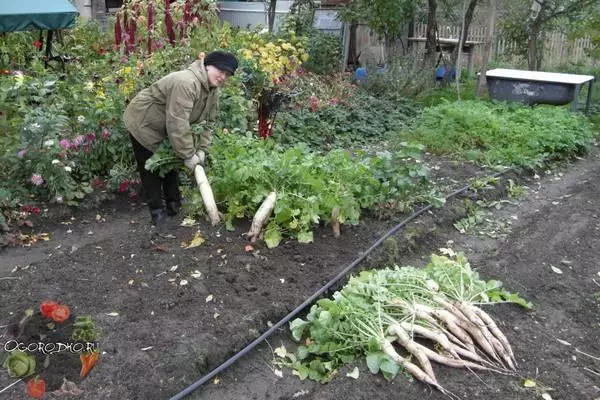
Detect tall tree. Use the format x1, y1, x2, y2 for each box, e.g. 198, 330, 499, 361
476, 0, 497, 97
424, 0, 439, 67
450, 0, 478, 69
500, 0, 597, 70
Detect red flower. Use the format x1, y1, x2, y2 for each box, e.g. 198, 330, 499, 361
33, 40, 43, 50
26, 377, 46, 399
50, 304, 71, 323
40, 300, 59, 318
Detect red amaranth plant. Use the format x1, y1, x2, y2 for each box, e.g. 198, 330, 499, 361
147, 1, 154, 54
114, 14, 122, 47
165, 0, 176, 45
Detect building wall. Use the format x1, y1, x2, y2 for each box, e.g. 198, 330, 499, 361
72, 0, 110, 25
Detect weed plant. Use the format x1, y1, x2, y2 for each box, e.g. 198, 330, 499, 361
395, 100, 596, 168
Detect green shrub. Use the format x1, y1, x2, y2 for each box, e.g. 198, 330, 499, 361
303, 30, 342, 75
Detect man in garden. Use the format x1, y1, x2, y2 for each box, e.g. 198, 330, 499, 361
124, 50, 238, 226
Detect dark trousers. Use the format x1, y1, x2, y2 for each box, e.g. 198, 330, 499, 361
129, 134, 180, 212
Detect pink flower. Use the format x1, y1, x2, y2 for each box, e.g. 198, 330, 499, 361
86, 132, 96, 142
59, 139, 70, 149
31, 174, 44, 186
17, 149, 27, 158
69, 142, 79, 150
101, 129, 111, 140
329, 98, 339, 106
74, 135, 85, 146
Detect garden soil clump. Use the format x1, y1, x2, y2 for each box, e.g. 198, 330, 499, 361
1, 151, 600, 399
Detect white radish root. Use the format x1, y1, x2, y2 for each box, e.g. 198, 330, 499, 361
194, 165, 220, 226
331, 207, 341, 238
379, 339, 446, 393
436, 308, 502, 364
471, 305, 517, 367
453, 301, 513, 369
414, 304, 477, 352
399, 321, 459, 359
247, 191, 277, 243
388, 323, 436, 381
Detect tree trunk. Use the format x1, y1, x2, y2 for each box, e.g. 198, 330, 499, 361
476, 0, 497, 97
348, 23, 358, 68
423, 0, 438, 68
528, 25, 539, 70
450, 0, 478, 69
267, 0, 276, 33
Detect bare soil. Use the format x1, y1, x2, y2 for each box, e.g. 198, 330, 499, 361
1, 149, 599, 400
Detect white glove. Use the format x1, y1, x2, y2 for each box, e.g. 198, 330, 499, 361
184, 154, 201, 171
196, 150, 206, 166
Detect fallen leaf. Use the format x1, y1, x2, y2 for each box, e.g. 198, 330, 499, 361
180, 280, 188, 286
128, 279, 134, 285
212, 377, 220, 385
153, 244, 169, 252
191, 271, 202, 279
244, 244, 254, 253
206, 295, 214, 303
106, 312, 119, 316
141, 346, 153, 351
170, 265, 179, 272
438, 247, 456, 257
213, 312, 220, 319
523, 379, 537, 388
183, 232, 205, 249
273, 369, 283, 378
274, 345, 287, 358
346, 367, 360, 379
541, 393, 552, 400
550, 265, 563, 274
556, 339, 571, 346
52, 378, 83, 396
180, 217, 197, 227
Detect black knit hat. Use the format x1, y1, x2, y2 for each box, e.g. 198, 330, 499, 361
204, 51, 238, 75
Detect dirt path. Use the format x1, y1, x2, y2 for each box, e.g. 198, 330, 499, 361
1, 149, 599, 400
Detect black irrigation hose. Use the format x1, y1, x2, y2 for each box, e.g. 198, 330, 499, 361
168, 168, 513, 400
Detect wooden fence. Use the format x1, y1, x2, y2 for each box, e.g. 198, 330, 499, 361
413, 23, 595, 67
355, 22, 595, 69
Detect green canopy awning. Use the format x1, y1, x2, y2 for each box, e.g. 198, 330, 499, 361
0, 0, 79, 33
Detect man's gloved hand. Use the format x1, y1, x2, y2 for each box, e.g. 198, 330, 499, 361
196, 150, 206, 167
184, 154, 201, 171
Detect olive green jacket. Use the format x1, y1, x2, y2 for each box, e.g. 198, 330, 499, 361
123, 60, 219, 160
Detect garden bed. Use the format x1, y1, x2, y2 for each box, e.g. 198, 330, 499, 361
0, 153, 494, 399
